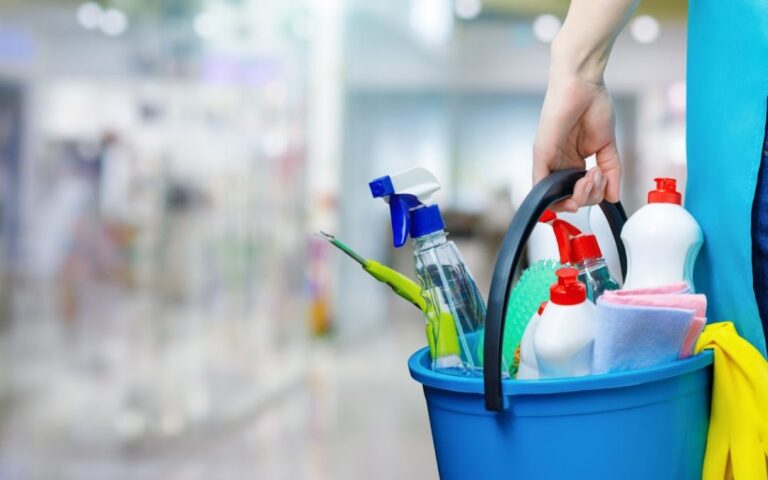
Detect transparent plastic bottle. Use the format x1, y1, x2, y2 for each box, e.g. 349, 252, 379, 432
413, 231, 486, 374
370, 167, 487, 375
570, 234, 620, 302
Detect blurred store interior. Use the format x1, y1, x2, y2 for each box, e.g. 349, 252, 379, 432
0, 0, 688, 478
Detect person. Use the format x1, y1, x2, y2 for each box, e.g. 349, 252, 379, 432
532, 0, 768, 356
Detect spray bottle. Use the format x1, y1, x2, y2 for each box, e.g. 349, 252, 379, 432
370, 167, 487, 374
570, 234, 621, 301
541, 209, 620, 301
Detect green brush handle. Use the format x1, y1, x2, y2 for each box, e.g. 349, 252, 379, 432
322, 233, 460, 360
363, 260, 426, 310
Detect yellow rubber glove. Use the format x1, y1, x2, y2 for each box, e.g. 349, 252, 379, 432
694, 322, 768, 480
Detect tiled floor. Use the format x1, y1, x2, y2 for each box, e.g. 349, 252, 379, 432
0, 282, 439, 480
249, 324, 438, 480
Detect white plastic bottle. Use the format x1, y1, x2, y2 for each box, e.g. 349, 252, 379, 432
516, 302, 546, 380
621, 178, 703, 291
534, 268, 596, 379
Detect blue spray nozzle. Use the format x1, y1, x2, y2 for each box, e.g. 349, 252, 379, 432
369, 176, 395, 198
369, 168, 446, 248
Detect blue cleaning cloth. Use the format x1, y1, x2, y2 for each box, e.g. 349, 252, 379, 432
593, 300, 696, 375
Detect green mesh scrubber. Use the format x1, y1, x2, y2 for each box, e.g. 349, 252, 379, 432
474, 258, 560, 372
502, 259, 560, 373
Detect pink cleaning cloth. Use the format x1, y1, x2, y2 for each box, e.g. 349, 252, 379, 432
602, 286, 707, 358
680, 317, 707, 357
607, 282, 690, 296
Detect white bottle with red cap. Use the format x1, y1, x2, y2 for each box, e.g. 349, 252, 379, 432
534, 268, 597, 379
516, 302, 547, 380
621, 178, 703, 291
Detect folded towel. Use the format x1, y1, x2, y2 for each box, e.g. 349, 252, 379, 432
593, 300, 695, 374
601, 289, 707, 358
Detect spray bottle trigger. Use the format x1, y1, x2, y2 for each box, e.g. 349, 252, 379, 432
552, 219, 582, 265
390, 195, 411, 248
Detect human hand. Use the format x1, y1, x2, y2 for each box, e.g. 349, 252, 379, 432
532, 74, 622, 212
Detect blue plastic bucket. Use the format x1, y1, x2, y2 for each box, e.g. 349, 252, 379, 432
410, 348, 713, 480
408, 171, 714, 479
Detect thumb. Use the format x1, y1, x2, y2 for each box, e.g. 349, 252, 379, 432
595, 142, 621, 203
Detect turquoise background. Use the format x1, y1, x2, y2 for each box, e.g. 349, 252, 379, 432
687, 0, 768, 355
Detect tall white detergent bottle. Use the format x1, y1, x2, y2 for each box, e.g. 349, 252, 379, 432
534, 268, 596, 379
621, 178, 703, 290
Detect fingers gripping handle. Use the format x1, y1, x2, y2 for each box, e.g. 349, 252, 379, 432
482, 169, 628, 411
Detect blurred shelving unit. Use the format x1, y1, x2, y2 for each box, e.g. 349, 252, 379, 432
0, 1, 313, 475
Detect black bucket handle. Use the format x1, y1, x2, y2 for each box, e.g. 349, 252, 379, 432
483, 169, 628, 411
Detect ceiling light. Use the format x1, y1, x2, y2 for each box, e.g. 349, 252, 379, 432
76, 2, 103, 30
630, 15, 659, 44
100, 8, 128, 36
410, 0, 453, 45
532, 14, 561, 44
454, 0, 482, 20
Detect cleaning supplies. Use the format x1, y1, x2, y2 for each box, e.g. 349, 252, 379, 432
319, 231, 461, 366
370, 167, 486, 374
570, 234, 621, 301
621, 178, 704, 290
534, 268, 597, 379
694, 322, 768, 480
516, 302, 547, 380
502, 211, 581, 375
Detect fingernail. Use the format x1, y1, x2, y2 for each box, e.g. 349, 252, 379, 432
593, 170, 603, 186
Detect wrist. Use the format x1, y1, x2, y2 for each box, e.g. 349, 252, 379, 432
550, 34, 609, 85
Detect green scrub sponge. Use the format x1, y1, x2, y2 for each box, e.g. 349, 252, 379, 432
503, 259, 560, 373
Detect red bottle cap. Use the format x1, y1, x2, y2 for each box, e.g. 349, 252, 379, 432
539, 209, 557, 223
550, 268, 586, 306
570, 234, 603, 264
648, 178, 682, 205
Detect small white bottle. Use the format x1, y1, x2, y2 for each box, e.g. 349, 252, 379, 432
534, 268, 596, 379
516, 302, 546, 380
621, 178, 703, 291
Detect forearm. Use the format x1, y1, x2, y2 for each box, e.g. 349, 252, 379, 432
551, 0, 639, 84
